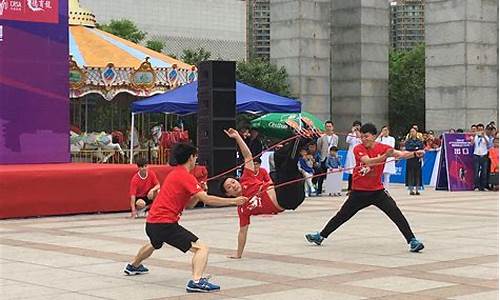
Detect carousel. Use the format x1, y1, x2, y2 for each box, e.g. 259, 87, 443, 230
68, 0, 195, 163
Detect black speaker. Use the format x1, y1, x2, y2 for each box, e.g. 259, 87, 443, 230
197, 61, 237, 196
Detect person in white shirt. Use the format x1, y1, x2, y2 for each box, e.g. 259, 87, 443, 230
316, 121, 339, 196
376, 125, 396, 189
472, 123, 490, 191
344, 121, 362, 192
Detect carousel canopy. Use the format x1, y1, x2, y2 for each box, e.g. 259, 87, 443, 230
68, 0, 196, 101
69, 26, 191, 69
131, 81, 302, 115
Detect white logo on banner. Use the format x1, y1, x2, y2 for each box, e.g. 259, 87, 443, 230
0, 0, 7, 16
27, 0, 44, 11
0, 25, 3, 42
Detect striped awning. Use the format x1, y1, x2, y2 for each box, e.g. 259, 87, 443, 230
68, 25, 196, 100
69, 25, 191, 69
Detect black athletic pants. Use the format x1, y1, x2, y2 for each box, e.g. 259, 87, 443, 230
320, 190, 416, 243
273, 137, 310, 210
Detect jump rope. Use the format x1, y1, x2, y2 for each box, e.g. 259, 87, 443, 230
203, 124, 424, 197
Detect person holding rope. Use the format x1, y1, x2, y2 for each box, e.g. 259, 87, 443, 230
305, 123, 425, 253
124, 143, 248, 293
220, 122, 319, 259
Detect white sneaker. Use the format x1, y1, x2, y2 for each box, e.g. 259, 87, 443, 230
137, 207, 147, 218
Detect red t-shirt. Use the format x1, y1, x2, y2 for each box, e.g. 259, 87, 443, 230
156, 165, 208, 185
255, 167, 271, 183
352, 142, 392, 191
238, 168, 282, 227
192, 165, 208, 184
147, 166, 203, 223
129, 171, 159, 197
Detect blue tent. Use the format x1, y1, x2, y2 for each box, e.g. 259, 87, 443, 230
131, 81, 301, 114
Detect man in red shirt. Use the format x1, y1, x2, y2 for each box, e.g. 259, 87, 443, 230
123, 143, 248, 293
129, 157, 161, 218
305, 123, 425, 252
221, 128, 311, 259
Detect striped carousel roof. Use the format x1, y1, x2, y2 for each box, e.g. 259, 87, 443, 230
69, 25, 192, 69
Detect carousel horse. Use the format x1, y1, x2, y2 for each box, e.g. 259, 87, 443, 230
70, 130, 125, 163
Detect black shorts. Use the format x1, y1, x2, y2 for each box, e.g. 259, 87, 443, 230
145, 222, 198, 253
276, 183, 305, 210
135, 196, 153, 206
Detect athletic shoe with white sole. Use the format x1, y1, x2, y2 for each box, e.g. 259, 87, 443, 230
124, 263, 149, 275
409, 238, 424, 252
305, 232, 324, 246
186, 277, 220, 293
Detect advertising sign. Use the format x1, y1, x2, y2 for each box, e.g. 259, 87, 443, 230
0, 0, 59, 24
436, 133, 475, 191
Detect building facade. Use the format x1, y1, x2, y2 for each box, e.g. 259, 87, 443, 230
272, 0, 498, 133
247, 0, 271, 60
271, 0, 390, 130
270, 0, 332, 122
390, 0, 424, 51
80, 0, 246, 61
425, 0, 498, 132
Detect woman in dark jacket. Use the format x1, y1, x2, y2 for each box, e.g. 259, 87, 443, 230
405, 128, 424, 195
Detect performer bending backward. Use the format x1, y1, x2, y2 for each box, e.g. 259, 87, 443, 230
305, 123, 425, 253
221, 126, 314, 259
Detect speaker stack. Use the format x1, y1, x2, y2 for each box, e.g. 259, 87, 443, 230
197, 61, 237, 195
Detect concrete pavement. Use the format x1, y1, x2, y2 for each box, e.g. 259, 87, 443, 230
0, 185, 497, 299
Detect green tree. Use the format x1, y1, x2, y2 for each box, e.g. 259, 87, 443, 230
145, 39, 165, 53
389, 44, 425, 138
180, 48, 211, 66
236, 59, 291, 97
97, 19, 146, 43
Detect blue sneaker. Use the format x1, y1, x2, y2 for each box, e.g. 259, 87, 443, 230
409, 238, 424, 252
305, 232, 324, 246
186, 277, 220, 293
124, 263, 149, 275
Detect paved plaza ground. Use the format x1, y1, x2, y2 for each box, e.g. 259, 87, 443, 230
0, 185, 498, 299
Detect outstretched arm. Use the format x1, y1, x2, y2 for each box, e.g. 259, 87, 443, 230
359, 148, 424, 166
229, 225, 249, 259
225, 128, 254, 170
359, 149, 392, 165
391, 149, 425, 159
359, 155, 389, 165
187, 192, 248, 208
